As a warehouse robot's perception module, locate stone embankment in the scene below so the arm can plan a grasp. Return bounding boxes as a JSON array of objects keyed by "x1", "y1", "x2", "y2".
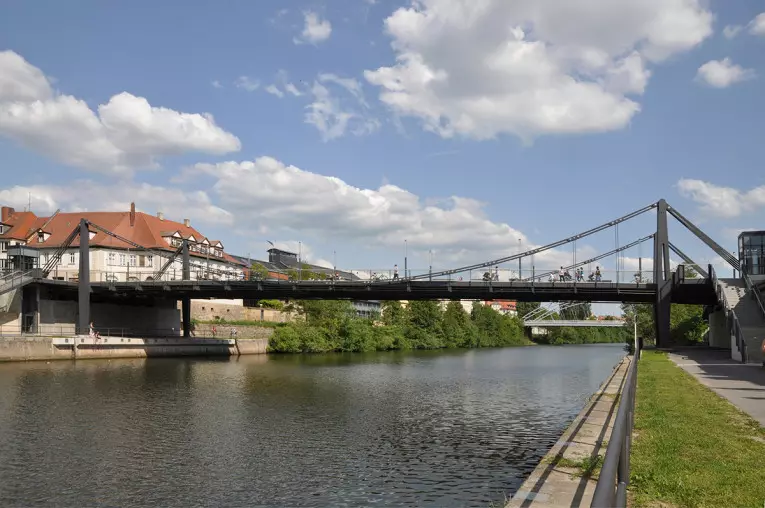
[
  {"x1": 506, "y1": 356, "x2": 630, "y2": 507},
  {"x1": 0, "y1": 329, "x2": 273, "y2": 362}
]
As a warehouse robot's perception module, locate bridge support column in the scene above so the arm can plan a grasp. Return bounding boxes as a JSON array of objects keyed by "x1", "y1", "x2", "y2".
[
  {"x1": 77, "y1": 219, "x2": 90, "y2": 336},
  {"x1": 708, "y1": 309, "x2": 729, "y2": 349},
  {"x1": 181, "y1": 240, "x2": 191, "y2": 338},
  {"x1": 654, "y1": 199, "x2": 672, "y2": 348}
]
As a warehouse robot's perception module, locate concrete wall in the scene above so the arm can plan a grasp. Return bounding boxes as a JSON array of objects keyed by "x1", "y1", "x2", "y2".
[
  {"x1": 193, "y1": 324, "x2": 274, "y2": 340},
  {"x1": 188, "y1": 299, "x2": 291, "y2": 323},
  {"x1": 708, "y1": 309, "x2": 730, "y2": 349},
  {"x1": 91, "y1": 300, "x2": 181, "y2": 335},
  {"x1": 38, "y1": 299, "x2": 76, "y2": 335},
  {"x1": 0, "y1": 336, "x2": 270, "y2": 362},
  {"x1": 0, "y1": 288, "x2": 22, "y2": 334}
]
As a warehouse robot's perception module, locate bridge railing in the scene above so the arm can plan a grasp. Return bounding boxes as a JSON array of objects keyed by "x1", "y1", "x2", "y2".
[
  {"x1": 0, "y1": 326, "x2": 244, "y2": 338},
  {"x1": 591, "y1": 343, "x2": 640, "y2": 507},
  {"x1": 711, "y1": 266, "x2": 747, "y2": 362},
  {"x1": 743, "y1": 272, "x2": 765, "y2": 322}
]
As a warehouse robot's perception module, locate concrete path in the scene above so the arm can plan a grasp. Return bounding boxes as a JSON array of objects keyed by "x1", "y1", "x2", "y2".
[
  {"x1": 669, "y1": 349, "x2": 765, "y2": 427},
  {"x1": 505, "y1": 357, "x2": 629, "y2": 508}
]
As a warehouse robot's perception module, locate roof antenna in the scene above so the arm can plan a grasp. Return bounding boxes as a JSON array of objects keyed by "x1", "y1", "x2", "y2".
[{"x1": 27, "y1": 192, "x2": 31, "y2": 212}]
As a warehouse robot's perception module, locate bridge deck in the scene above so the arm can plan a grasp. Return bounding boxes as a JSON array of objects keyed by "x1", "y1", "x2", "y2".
[
  {"x1": 523, "y1": 320, "x2": 626, "y2": 327},
  {"x1": 31, "y1": 278, "x2": 716, "y2": 305}
]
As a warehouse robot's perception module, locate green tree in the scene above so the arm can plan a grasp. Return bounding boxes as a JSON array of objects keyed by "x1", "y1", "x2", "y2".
[
  {"x1": 381, "y1": 301, "x2": 406, "y2": 326},
  {"x1": 442, "y1": 301, "x2": 477, "y2": 348},
  {"x1": 251, "y1": 262, "x2": 269, "y2": 279},
  {"x1": 516, "y1": 301, "x2": 541, "y2": 318},
  {"x1": 560, "y1": 302, "x2": 592, "y2": 320},
  {"x1": 405, "y1": 300, "x2": 444, "y2": 349}
]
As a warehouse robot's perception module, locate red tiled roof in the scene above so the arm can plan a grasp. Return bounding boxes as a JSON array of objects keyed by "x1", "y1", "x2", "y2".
[{"x1": 0, "y1": 207, "x2": 245, "y2": 267}]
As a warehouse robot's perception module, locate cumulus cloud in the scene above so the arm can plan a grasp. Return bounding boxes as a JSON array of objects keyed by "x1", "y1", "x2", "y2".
[
  {"x1": 234, "y1": 76, "x2": 260, "y2": 91},
  {"x1": 677, "y1": 179, "x2": 765, "y2": 218},
  {"x1": 305, "y1": 75, "x2": 379, "y2": 141},
  {"x1": 0, "y1": 181, "x2": 232, "y2": 226},
  {"x1": 295, "y1": 12, "x2": 332, "y2": 44},
  {"x1": 265, "y1": 85, "x2": 285, "y2": 98},
  {"x1": 0, "y1": 50, "x2": 240, "y2": 175},
  {"x1": 750, "y1": 12, "x2": 765, "y2": 36},
  {"x1": 365, "y1": 0, "x2": 712, "y2": 141},
  {"x1": 723, "y1": 25, "x2": 743, "y2": 39},
  {"x1": 696, "y1": 58, "x2": 756, "y2": 88}
]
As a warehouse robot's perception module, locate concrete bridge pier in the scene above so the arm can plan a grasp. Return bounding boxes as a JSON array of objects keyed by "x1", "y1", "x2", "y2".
[
  {"x1": 77, "y1": 218, "x2": 90, "y2": 335},
  {"x1": 707, "y1": 309, "x2": 729, "y2": 349}
]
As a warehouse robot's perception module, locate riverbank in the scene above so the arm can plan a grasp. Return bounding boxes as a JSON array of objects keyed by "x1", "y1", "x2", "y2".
[
  {"x1": 505, "y1": 354, "x2": 629, "y2": 507},
  {"x1": 629, "y1": 351, "x2": 765, "y2": 507},
  {"x1": 0, "y1": 335, "x2": 270, "y2": 362}
]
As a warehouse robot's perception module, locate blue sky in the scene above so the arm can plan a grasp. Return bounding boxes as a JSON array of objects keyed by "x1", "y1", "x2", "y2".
[{"x1": 1, "y1": 0, "x2": 764, "y2": 302}]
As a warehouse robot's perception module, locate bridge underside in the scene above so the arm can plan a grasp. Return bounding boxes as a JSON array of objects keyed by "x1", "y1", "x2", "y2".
[{"x1": 32, "y1": 278, "x2": 717, "y2": 305}]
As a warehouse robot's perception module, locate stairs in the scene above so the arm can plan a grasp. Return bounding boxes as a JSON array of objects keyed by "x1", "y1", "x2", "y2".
[
  {"x1": 719, "y1": 278, "x2": 765, "y2": 364},
  {"x1": 0, "y1": 272, "x2": 36, "y2": 300}
]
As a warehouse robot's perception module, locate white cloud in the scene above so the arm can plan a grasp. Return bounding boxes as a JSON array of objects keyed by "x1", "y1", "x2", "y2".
[
  {"x1": 295, "y1": 12, "x2": 332, "y2": 44},
  {"x1": 365, "y1": 0, "x2": 713, "y2": 141},
  {"x1": 305, "y1": 76, "x2": 378, "y2": 141},
  {"x1": 265, "y1": 85, "x2": 285, "y2": 98},
  {"x1": 749, "y1": 12, "x2": 765, "y2": 36},
  {"x1": 211, "y1": 80, "x2": 223, "y2": 89},
  {"x1": 696, "y1": 58, "x2": 756, "y2": 88},
  {"x1": 723, "y1": 25, "x2": 743, "y2": 39},
  {"x1": 0, "y1": 50, "x2": 240, "y2": 175},
  {"x1": 677, "y1": 179, "x2": 765, "y2": 218},
  {"x1": 234, "y1": 76, "x2": 260, "y2": 91},
  {"x1": 284, "y1": 83, "x2": 302, "y2": 96},
  {"x1": 0, "y1": 181, "x2": 232, "y2": 226}
]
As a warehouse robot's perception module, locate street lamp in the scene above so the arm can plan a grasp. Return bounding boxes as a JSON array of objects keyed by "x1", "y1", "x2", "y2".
[
  {"x1": 298, "y1": 241, "x2": 302, "y2": 281},
  {"x1": 404, "y1": 240, "x2": 408, "y2": 279},
  {"x1": 518, "y1": 238, "x2": 522, "y2": 279},
  {"x1": 429, "y1": 249, "x2": 433, "y2": 281}
]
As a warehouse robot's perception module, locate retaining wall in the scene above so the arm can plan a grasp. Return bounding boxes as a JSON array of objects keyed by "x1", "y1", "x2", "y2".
[{"x1": 0, "y1": 334, "x2": 272, "y2": 362}]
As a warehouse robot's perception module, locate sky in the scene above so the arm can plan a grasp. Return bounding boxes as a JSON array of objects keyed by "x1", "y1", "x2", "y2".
[{"x1": 0, "y1": 0, "x2": 764, "y2": 314}]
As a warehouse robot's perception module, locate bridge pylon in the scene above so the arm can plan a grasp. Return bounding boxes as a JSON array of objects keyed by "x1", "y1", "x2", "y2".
[{"x1": 653, "y1": 199, "x2": 672, "y2": 348}]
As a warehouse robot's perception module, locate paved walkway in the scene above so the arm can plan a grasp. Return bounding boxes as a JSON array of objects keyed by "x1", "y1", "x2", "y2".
[
  {"x1": 669, "y1": 349, "x2": 765, "y2": 427},
  {"x1": 506, "y1": 357, "x2": 629, "y2": 508}
]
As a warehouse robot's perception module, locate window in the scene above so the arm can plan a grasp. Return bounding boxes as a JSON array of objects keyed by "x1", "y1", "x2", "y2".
[
  {"x1": 0, "y1": 241, "x2": 6, "y2": 253},
  {"x1": 37, "y1": 232, "x2": 44, "y2": 243},
  {"x1": 119, "y1": 253, "x2": 126, "y2": 266},
  {"x1": 69, "y1": 252, "x2": 76, "y2": 265},
  {"x1": 146, "y1": 255, "x2": 153, "y2": 267},
  {"x1": 108, "y1": 252, "x2": 116, "y2": 265},
  {"x1": 129, "y1": 254, "x2": 137, "y2": 267}
]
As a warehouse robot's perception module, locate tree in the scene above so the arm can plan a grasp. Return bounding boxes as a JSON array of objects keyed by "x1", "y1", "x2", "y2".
[
  {"x1": 405, "y1": 300, "x2": 444, "y2": 349},
  {"x1": 516, "y1": 301, "x2": 541, "y2": 318},
  {"x1": 251, "y1": 262, "x2": 269, "y2": 280},
  {"x1": 381, "y1": 301, "x2": 406, "y2": 326},
  {"x1": 443, "y1": 301, "x2": 477, "y2": 348},
  {"x1": 560, "y1": 302, "x2": 591, "y2": 320}
]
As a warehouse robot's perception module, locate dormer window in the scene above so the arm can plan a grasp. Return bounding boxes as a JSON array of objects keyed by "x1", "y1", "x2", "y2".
[{"x1": 37, "y1": 232, "x2": 44, "y2": 243}]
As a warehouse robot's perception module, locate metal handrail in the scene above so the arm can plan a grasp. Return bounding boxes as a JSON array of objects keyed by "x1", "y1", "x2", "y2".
[
  {"x1": 591, "y1": 346, "x2": 640, "y2": 507},
  {"x1": 710, "y1": 266, "x2": 748, "y2": 363},
  {"x1": 743, "y1": 272, "x2": 765, "y2": 321}
]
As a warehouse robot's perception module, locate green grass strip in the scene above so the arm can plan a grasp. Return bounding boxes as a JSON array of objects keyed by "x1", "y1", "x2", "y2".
[{"x1": 630, "y1": 351, "x2": 765, "y2": 507}]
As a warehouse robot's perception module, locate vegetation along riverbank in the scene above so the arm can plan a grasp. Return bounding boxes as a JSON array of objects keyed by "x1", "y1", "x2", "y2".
[{"x1": 630, "y1": 351, "x2": 765, "y2": 507}]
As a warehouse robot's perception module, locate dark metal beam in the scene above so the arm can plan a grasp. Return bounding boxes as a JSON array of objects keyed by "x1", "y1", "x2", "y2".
[
  {"x1": 77, "y1": 219, "x2": 90, "y2": 335},
  {"x1": 668, "y1": 242, "x2": 708, "y2": 278},
  {"x1": 667, "y1": 204, "x2": 740, "y2": 271}
]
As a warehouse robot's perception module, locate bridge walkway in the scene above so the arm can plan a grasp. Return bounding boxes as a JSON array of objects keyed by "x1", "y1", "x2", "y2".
[{"x1": 719, "y1": 278, "x2": 765, "y2": 364}]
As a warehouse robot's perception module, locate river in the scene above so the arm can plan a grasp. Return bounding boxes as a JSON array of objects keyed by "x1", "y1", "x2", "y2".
[{"x1": 0, "y1": 344, "x2": 625, "y2": 507}]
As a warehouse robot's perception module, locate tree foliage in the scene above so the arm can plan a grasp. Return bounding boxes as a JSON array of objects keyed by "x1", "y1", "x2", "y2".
[
  {"x1": 268, "y1": 299, "x2": 529, "y2": 353},
  {"x1": 250, "y1": 262, "x2": 269, "y2": 279}
]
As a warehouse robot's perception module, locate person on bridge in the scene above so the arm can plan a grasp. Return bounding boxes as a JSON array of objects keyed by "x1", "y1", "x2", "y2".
[
  {"x1": 393, "y1": 264, "x2": 399, "y2": 280},
  {"x1": 559, "y1": 267, "x2": 565, "y2": 281},
  {"x1": 595, "y1": 266, "x2": 602, "y2": 282}
]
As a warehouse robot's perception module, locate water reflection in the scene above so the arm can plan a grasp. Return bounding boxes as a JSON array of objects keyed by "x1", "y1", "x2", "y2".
[{"x1": 0, "y1": 344, "x2": 624, "y2": 507}]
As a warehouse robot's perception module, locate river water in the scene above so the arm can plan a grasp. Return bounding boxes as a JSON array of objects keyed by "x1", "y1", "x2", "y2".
[{"x1": 0, "y1": 344, "x2": 625, "y2": 507}]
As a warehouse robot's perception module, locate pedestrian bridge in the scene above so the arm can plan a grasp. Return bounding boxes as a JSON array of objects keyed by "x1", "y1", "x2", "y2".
[
  {"x1": 523, "y1": 319, "x2": 625, "y2": 328},
  {"x1": 4, "y1": 198, "x2": 764, "y2": 357}
]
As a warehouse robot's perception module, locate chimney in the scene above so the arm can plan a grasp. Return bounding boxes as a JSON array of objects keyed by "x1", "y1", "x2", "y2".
[
  {"x1": 129, "y1": 202, "x2": 136, "y2": 227},
  {"x1": 1, "y1": 206, "x2": 15, "y2": 222},
  {"x1": 157, "y1": 211, "x2": 164, "y2": 221},
  {"x1": 183, "y1": 218, "x2": 190, "y2": 228}
]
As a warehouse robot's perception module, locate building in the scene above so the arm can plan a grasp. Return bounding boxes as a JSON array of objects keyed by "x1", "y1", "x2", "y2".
[
  {"x1": 0, "y1": 204, "x2": 248, "y2": 282},
  {"x1": 485, "y1": 300, "x2": 517, "y2": 316},
  {"x1": 739, "y1": 230, "x2": 765, "y2": 283}
]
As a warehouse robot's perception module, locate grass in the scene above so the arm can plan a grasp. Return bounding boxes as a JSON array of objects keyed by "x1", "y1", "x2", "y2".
[
  {"x1": 542, "y1": 454, "x2": 604, "y2": 479},
  {"x1": 630, "y1": 351, "x2": 765, "y2": 508}
]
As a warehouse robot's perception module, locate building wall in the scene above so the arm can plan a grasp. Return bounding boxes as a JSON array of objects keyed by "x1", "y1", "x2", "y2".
[{"x1": 187, "y1": 299, "x2": 292, "y2": 323}]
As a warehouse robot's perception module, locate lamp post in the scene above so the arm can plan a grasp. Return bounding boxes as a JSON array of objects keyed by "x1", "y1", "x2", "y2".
[
  {"x1": 518, "y1": 238, "x2": 522, "y2": 279},
  {"x1": 298, "y1": 241, "x2": 302, "y2": 281},
  {"x1": 404, "y1": 240, "x2": 408, "y2": 279},
  {"x1": 429, "y1": 249, "x2": 432, "y2": 281}
]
